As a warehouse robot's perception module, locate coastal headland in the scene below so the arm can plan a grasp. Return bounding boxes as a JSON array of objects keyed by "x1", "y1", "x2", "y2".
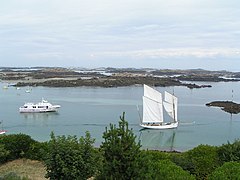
[
  {"x1": 0, "y1": 67, "x2": 239, "y2": 89},
  {"x1": 206, "y1": 101, "x2": 240, "y2": 114}
]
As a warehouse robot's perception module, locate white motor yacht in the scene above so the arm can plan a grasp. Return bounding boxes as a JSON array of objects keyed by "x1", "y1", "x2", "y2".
[{"x1": 19, "y1": 99, "x2": 61, "y2": 113}]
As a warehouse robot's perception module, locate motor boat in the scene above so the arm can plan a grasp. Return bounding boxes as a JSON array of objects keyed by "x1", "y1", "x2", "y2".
[{"x1": 19, "y1": 98, "x2": 61, "y2": 113}]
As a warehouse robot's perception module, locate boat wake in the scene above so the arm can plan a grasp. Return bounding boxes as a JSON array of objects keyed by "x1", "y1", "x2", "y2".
[
  {"x1": 179, "y1": 121, "x2": 196, "y2": 125},
  {"x1": 82, "y1": 123, "x2": 107, "y2": 127}
]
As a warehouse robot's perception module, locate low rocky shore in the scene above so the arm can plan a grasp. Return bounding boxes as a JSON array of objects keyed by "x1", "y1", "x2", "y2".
[
  {"x1": 2, "y1": 67, "x2": 239, "y2": 89},
  {"x1": 206, "y1": 101, "x2": 240, "y2": 114},
  {"x1": 14, "y1": 76, "x2": 212, "y2": 89}
]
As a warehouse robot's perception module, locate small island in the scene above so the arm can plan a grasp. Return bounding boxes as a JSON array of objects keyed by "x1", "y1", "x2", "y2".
[
  {"x1": 3, "y1": 67, "x2": 238, "y2": 89},
  {"x1": 206, "y1": 101, "x2": 240, "y2": 114}
]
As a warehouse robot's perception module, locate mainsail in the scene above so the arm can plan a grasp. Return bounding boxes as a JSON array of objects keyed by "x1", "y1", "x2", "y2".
[
  {"x1": 142, "y1": 85, "x2": 163, "y2": 123},
  {"x1": 163, "y1": 91, "x2": 178, "y2": 122}
]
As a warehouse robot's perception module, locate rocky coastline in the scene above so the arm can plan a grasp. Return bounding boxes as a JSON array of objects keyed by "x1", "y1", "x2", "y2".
[
  {"x1": 206, "y1": 101, "x2": 240, "y2": 114},
  {"x1": 1, "y1": 67, "x2": 239, "y2": 89}
]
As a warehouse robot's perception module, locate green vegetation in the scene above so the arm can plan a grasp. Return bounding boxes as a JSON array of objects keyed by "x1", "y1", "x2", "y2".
[
  {"x1": 44, "y1": 131, "x2": 99, "y2": 179},
  {"x1": 0, "y1": 159, "x2": 46, "y2": 179},
  {"x1": 217, "y1": 140, "x2": 240, "y2": 163},
  {"x1": 1, "y1": 113, "x2": 240, "y2": 179},
  {"x1": 208, "y1": 161, "x2": 240, "y2": 179},
  {"x1": 98, "y1": 112, "x2": 143, "y2": 179},
  {"x1": 148, "y1": 159, "x2": 195, "y2": 180}
]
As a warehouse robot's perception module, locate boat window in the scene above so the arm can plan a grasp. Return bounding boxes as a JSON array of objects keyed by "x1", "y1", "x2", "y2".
[
  {"x1": 38, "y1": 106, "x2": 44, "y2": 108},
  {"x1": 33, "y1": 106, "x2": 36, "y2": 108}
]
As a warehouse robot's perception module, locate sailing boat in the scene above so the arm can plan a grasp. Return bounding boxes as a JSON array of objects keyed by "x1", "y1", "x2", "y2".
[
  {"x1": 140, "y1": 84, "x2": 178, "y2": 129},
  {"x1": 0, "y1": 121, "x2": 7, "y2": 135}
]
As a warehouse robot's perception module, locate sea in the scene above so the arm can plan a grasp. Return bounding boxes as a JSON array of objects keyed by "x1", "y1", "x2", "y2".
[{"x1": 1, "y1": 81, "x2": 240, "y2": 152}]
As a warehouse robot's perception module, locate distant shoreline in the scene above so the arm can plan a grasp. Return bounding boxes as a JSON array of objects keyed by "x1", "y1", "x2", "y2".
[{"x1": 1, "y1": 67, "x2": 240, "y2": 89}]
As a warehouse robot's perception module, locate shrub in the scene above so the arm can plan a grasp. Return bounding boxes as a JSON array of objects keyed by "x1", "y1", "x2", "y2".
[
  {"x1": 0, "y1": 144, "x2": 10, "y2": 164},
  {"x1": 217, "y1": 139, "x2": 240, "y2": 164},
  {"x1": 208, "y1": 161, "x2": 240, "y2": 179},
  {"x1": 141, "y1": 150, "x2": 172, "y2": 161},
  {"x1": 25, "y1": 141, "x2": 49, "y2": 161},
  {"x1": 44, "y1": 131, "x2": 99, "y2": 179},
  {"x1": 0, "y1": 134, "x2": 36, "y2": 161},
  {"x1": 149, "y1": 159, "x2": 195, "y2": 180},
  {"x1": 173, "y1": 144, "x2": 219, "y2": 179}
]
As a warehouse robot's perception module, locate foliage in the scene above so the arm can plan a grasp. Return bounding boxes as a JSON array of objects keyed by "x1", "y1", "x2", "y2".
[
  {"x1": 0, "y1": 134, "x2": 37, "y2": 161},
  {"x1": 44, "y1": 131, "x2": 99, "y2": 180},
  {"x1": 141, "y1": 150, "x2": 172, "y2": 161},
  {"x1": 217, "y1": 139, "x2": 240, "y2": 164},
  {"x1": 0, "y1": 172, "x2": 29, "y2": 180},
  {"x1": 25, "y1": 141, "x2": 49, "y2": 161},
  {"x1": 171, "y1": 152, "x2": 195, "y2": 175},
  {"x1": 78, "y1": 131, "x2": 102, "y2": 179},
  {"x1": 98, "y1": 112, "x2": 144, "y2": 179},
  {"x1": 208, "y1": 161, "x2": 240, "y2": 180},
  {"x1": 148, "y1": 159, "x2": 195, "y2": 180},
  {"x1": 4, "y1": 121, "x2": 240, "y2": 178},
  {"x1": 0, "y1": 144, "x2": 10, "y2": 164},
  {"x1": 172, "y1": 144, "x2": 219, "y2": 179}
]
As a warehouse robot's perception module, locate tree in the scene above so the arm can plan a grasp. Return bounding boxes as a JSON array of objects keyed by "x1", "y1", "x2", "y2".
[
  {"x1": 173, "y1": 144, "x2": 219, "y2": 179},
  {"x1": 44, "y1": 131, "x2": 99, "y2": 180},
  {"x1": 0, "y1": 134, "x2": 36, "y2": 161},
  {"x1": 79, "y1": 131, "x2": 101, "y2": 179},
  {"x1": 98, "y1": 112, "x2": 143, "y2": 179},
  {"x1": 0, "y1": 144, "x2": 9, "y2": 164},
  {"x1": 217, "y1": 140, "x2": 240, "y2": 163},
  {"x1": 209, "y1": 161, "x2": 240, "y2": 179},
  {"x1": 149, "y1": 159, "x2": 195, "y2": 180}
]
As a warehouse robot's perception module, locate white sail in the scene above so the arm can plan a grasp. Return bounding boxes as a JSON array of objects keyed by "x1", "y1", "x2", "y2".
[
  {"x1": 142, "y1": 85, "x2": 163, "y2": 123},
  {"x1": 144, "y1": 84, "x2": 162, "y2": 103},
  {"x1": 163, "y1": 91, "x2": 178, "y2": 122},
  {"x1": 142, "y1": 96, "x2": 164, "y2": 123}
]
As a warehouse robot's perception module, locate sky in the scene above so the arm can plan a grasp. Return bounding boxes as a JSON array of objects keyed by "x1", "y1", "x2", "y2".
[{"x1": 1, "y1": 0, "x2": 240, "y2": 71}]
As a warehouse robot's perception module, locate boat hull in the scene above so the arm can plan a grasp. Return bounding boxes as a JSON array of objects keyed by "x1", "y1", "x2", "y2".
[
  {"x1": 0, "y1": 130, "x2": 7, "y2": 135},
  {"x1": 19, "y1": 108, "x2": 58, "y2": 113},
  {"x1": 140, "y1": 122, "x2": 178, "y2": 130}
]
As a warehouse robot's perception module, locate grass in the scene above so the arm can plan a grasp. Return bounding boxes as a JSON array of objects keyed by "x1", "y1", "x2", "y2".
[{"x1": 0, "y1": 159, "x2": 47, "y2": 180}]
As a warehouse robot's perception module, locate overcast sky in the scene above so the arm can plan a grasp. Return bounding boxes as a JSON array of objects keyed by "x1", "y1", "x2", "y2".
[{"x1": 1, "y1": 0, "x2": 240, "y2": 70}]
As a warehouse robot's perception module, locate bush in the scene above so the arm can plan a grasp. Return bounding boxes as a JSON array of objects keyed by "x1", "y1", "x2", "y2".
[
  {"x1": 25, "y1": 141, "x2": 49, "y2": 161},
  {"x1": 209, "y1": 161, "x2": 240, "y2": 179},
  {"x1": 0, "y1": 134, "x2": 37, "y2": 161},
  {"x1": 217, "y1": 140, "x2": 240, "y2": 164},
  {"x1": 141, "y1": 150, "x2": 172, "y2": 162},
  {"x1": 149, "y1": 159, "x2": 195, "y2": 180},
  {"x1": 44, "y1": 131, "x2": 99, "y2": 179},
  {"x1": 173, "y1": 144, "x2": 219, "y2": 179},
  {"x1": 0, "y1": 144, "x2": 10, "y2": 164}
]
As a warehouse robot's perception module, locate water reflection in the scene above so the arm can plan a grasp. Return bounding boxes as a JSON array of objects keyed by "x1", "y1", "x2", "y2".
[
  {"x1": 139, "y1": 129, "x2": 176, "y2": 151},
  {"x1": 21, "y1": 112, "x2": 59, "y2": 121}
]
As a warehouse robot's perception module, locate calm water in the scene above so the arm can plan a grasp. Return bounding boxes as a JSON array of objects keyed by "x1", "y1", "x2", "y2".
[{"x1": 1, "y1": 81, "x2": 240, "y2": 151}]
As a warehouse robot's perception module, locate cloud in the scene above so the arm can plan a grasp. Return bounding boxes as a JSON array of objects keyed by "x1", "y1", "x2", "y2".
[
  {"x1": 0, "y1": 0, "x2": 240, "y2": 70},
  {"x1": 96, "y1": 48, "x2": 240, "y2": 59}
]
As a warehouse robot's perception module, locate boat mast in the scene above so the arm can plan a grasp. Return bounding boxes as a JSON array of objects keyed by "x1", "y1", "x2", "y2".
[
  {"x1": 172, "y1": 87, "x2": 176, "y2": 123},
  {"x1": 173, "y1": 98, "x2": 176, "y2": 123}
]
